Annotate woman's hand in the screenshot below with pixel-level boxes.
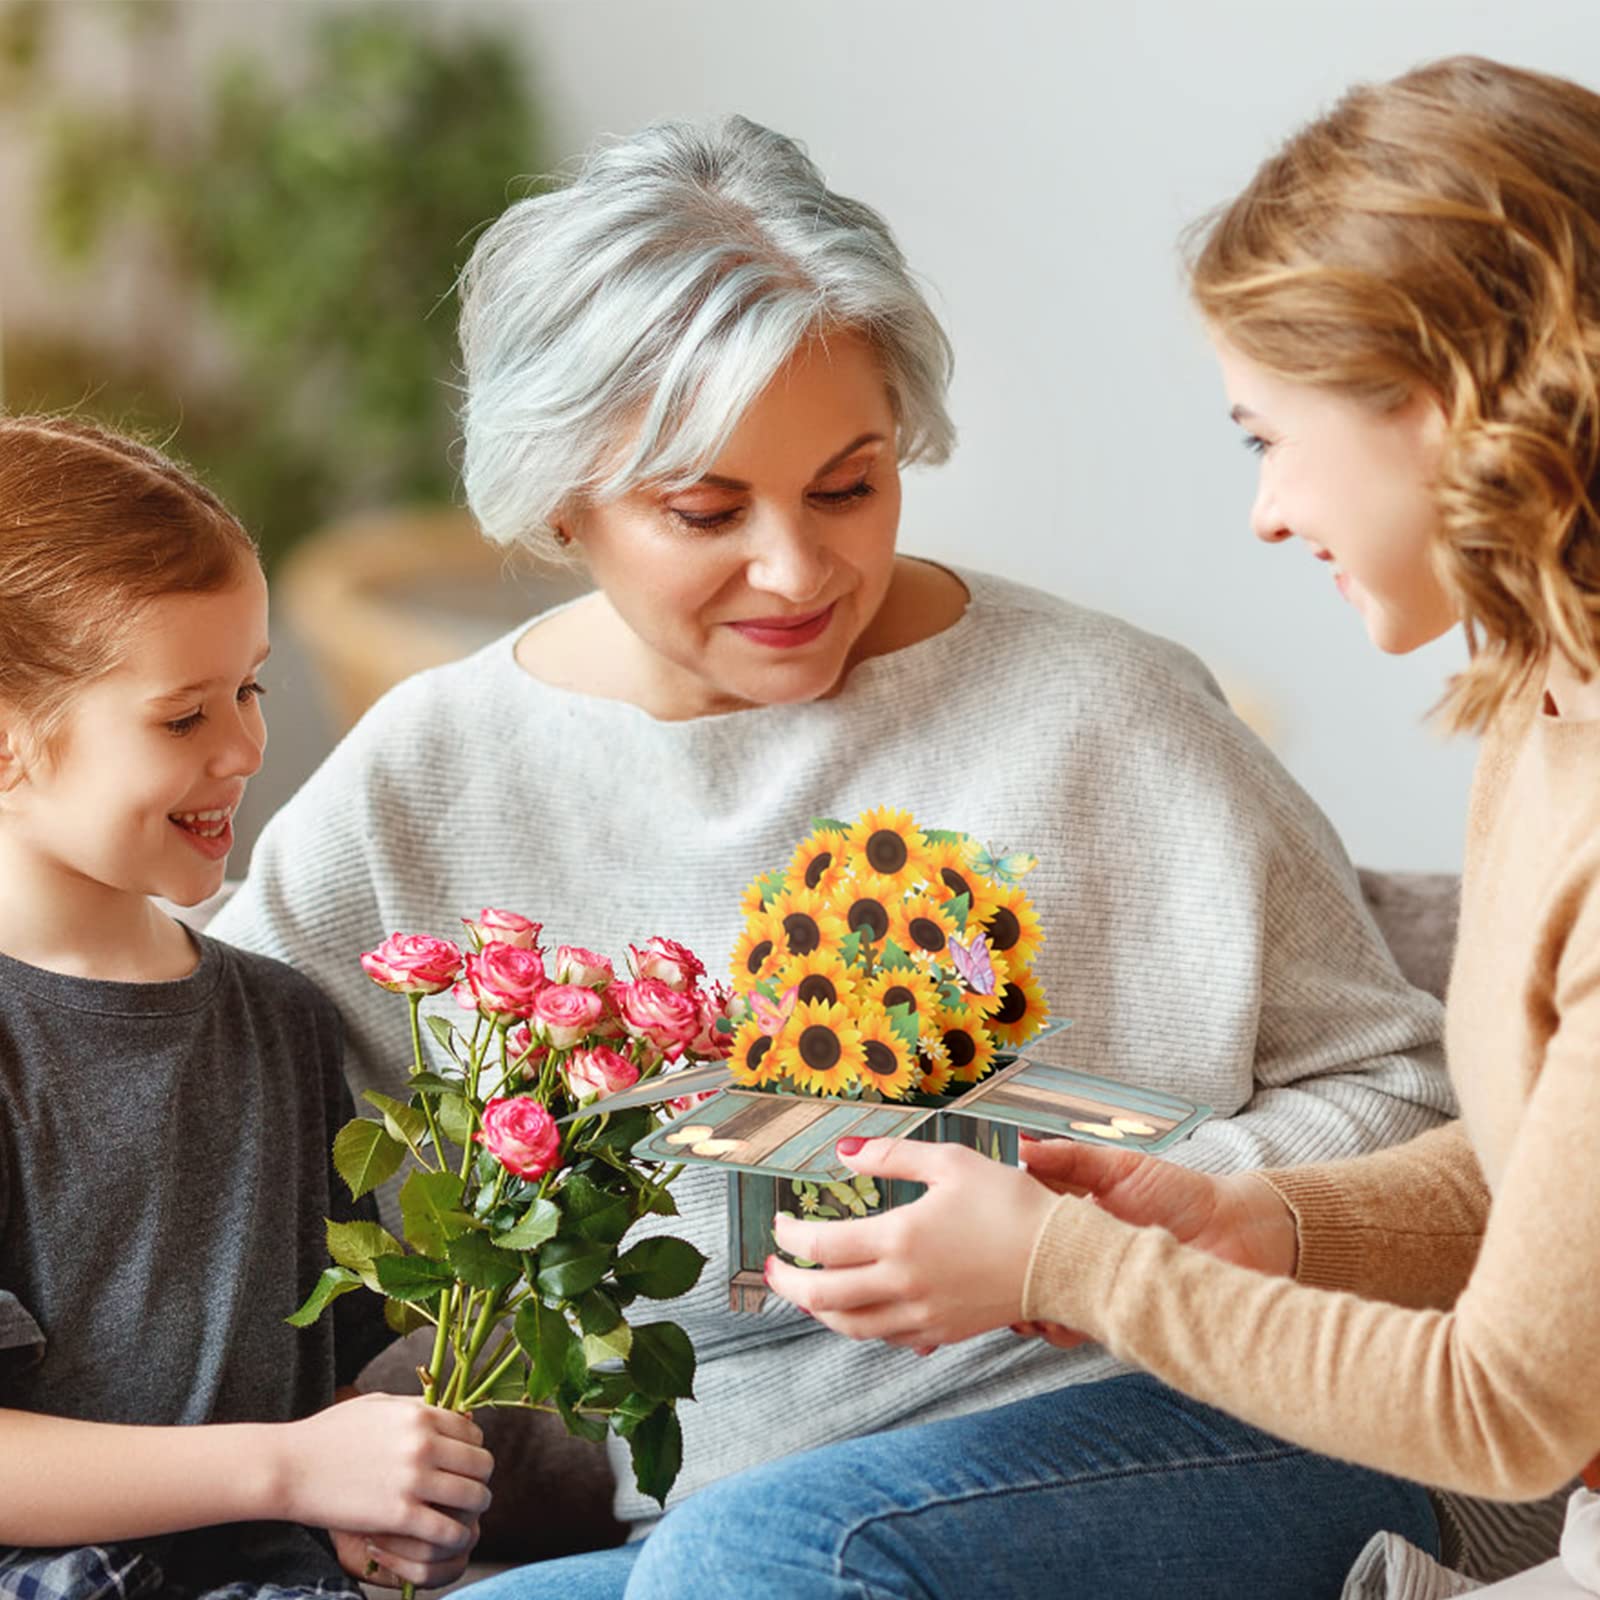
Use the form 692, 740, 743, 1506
1008, 1135, 1299, 1349
274, 1393, 493, 1557
767, 1139, 1060, 1346
330, 1516, 483, 1592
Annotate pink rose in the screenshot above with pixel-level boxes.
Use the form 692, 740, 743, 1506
689, 981, 739, 1060
554, 945, 615, 988
667, 1088, 721, 1117
565, 1045, 640, 1104
627, 936, 706, 993
506, 1023, 549, 1078
464, 943, 548, 1018
475, 1096, 561, 1179
360, 933, 464, 996
531, 982, 605, 1049
613, 978, 702, 1052
463, 908, 544, 952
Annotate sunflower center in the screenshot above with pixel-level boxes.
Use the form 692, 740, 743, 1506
943, 1028, 977, 1068
796, 974, 837, 1006
865, 829, 908, 874
908, 917, 947, 953
783, 913, 822, 956
985, 906, 1021, 952
862, 1040, 898, 1078
847, 898, 890, 943
994, 983, 1028, 1026
747, 1034, 773, 1070
745, 938, 774, 975
882, 984, 916, 1013
803, 850, 834, 890
939, 867, 972, 901
798, 1025, 842, 1070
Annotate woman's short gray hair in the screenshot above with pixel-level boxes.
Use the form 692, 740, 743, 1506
458, 115, 955, 556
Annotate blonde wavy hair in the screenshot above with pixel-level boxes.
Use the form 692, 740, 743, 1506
1189, 55, 1600, 732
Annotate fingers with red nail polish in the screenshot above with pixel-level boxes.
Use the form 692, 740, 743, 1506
836, 1136, 866, 1158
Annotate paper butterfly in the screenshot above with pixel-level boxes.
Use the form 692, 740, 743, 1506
970, 844, 1038, 885
751, 986, 799, 1036
947, 931, 997, 996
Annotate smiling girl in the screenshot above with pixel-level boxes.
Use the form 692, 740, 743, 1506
768, 54, 1600, 1594
0, 416, 492, 1596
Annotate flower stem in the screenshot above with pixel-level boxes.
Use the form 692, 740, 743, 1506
407, 995, 447, 1162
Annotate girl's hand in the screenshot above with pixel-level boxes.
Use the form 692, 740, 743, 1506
767, 1139, 1060, 1346
275, 1393, 493, 1552
330, 1516, 483, 1592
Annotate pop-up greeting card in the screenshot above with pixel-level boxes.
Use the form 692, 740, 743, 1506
567, 809, 1213, 1310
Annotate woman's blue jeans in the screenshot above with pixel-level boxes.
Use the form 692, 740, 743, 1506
462, 1373, 1439, 1599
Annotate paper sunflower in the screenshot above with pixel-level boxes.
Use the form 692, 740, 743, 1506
933, 1005, 997, 1086
740, 867, 788, 918
788, 826, 849, 897
986, 966, 1050, 1048
854, 1007, 918, 1099
914, 1035, 955, 1097
863, 965, 942, 1029
889, 891, 958, 964
766, 885, 849, 962
727, 1017, 781, 1087
980, 882, 1045, 967
830, 871, 901, 950
776, 947, 859, 1012
730, 914, 786, 995
923, 835, 999, 925
842, 806, 935, 891
772, 998, 865, 1096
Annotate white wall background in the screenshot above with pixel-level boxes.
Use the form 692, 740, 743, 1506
476, 0, 1598, 873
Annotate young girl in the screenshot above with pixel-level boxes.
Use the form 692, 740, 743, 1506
0, 417, 492, 1596
769, 54, 1600, 1593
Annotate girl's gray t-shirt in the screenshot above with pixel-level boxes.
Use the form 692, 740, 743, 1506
0, 932, 388, 1590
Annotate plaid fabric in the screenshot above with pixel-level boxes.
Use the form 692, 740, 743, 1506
0, 1546, 361, 1600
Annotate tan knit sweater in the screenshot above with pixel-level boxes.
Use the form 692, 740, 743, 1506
1025, 688, 1600, 1501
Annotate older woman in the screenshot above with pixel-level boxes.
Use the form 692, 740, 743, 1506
216, 117, 1474, 1598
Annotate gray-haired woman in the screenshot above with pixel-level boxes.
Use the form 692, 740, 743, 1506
214, 116, 1457, 1598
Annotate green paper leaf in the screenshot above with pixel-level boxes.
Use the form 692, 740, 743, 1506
809, 816, 850, 833
363, 1089, 428, 1148
325, 1219, 404, 1290
493, 1196, 560, 1252
751, 867, 788, 908
384, 1297, 431, 1337
560, 1174, 633, 1246
921, 828, 966, 845
835, 929, 864, 965
614, 1236, 707, 1300
626, 1320, 696, 1403
400, 1170, 472, 1257
885, 1002, 920, 1051
446, 1229, 520, 1292
535, 1236, 611, 1300
941, 891, 972, 931
435, 1092, 475, 1149
374, 1252, 455, 1304
515, 1299, 581, 1405
583, 1319, 633, 1366
878, 941, 914, 971
286, 1265, 361, 1327
333, 1117, 404, 1200
627, 1401, 683, 1507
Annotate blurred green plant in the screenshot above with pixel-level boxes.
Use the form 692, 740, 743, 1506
4, 0, 540, 567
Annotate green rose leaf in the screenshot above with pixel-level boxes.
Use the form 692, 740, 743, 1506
492, 1196, 560, 1252
400, 1170, 472, 1257
535, 1236, 611, 1300
558, 1175, 633, 1247
424, 1013, 463, 1060
446, 1229, 520, 1292
515, 1300, 581, 1405
325, 1219, 404, 1290
384, 1297, 432, 1336
435, 1092, 475, 1149
582, 1319, 633, 1367
609, 1389, 657, 1440
580, 1108, 654, 1156
374, 1252, 455, 1304
575, 1286, 624, 1336
639, 1187, 678, 1219
362, 1089, 428, 1148
408, 1069, 462, 1095
286, 1265, 361, 1327
614, 1236, 707, 1300
475, 1363, 532, 1403
627, 1401, 683, 1507
333, 1117, 405, 1200
557, 1387, 609, 1444
626, 1320, 696, 1403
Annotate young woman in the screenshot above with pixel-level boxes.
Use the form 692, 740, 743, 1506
0, 417, 492, 1595
768, 53, 1600, 1595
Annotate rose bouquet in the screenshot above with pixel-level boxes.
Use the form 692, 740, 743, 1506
291, 911, 730, 1511
725, 807, 1050, 1103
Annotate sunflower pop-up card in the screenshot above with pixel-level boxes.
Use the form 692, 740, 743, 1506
569, 809, 1213, 1310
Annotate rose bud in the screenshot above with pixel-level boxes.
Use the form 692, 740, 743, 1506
565, 1045, 640, 1104
613, 977, 702, 1052
360, 933, 464, 996
667, 1088, 721, 1116
554, 945, 615, 988
689, 980, 739, 1060
626, 936, 706, 993
531, 982, 605, 1049
505, 1023, 549, 1078
463, 908, 544, 952
464, 943, 548, 1018
475, 1096, 561, 1179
